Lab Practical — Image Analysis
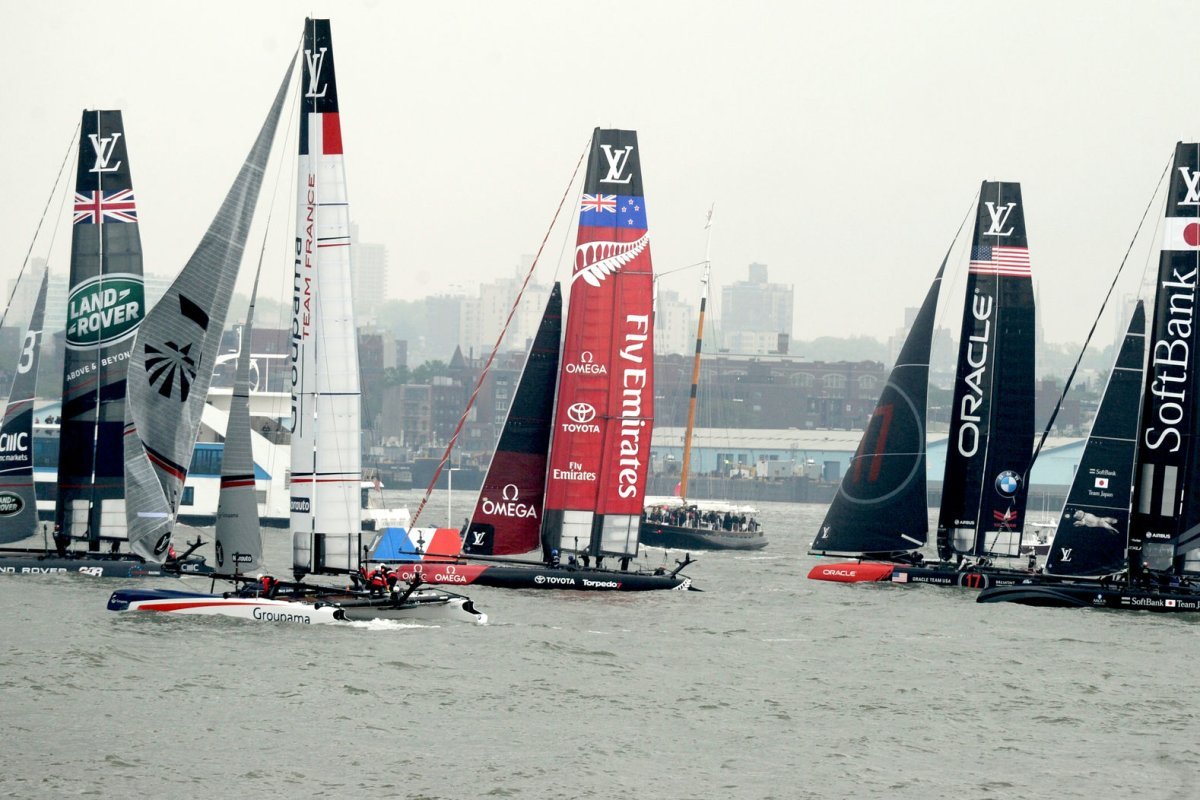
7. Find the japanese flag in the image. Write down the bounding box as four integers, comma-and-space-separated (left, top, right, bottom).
1163, 217, 1200, 250
1095, 477, 1109, 489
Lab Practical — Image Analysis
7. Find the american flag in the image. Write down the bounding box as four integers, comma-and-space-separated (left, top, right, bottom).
580, 194, 617, 214
73, 189, 137, 225
970, 244, 1030, 276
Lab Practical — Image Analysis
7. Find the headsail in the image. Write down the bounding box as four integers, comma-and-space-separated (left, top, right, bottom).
214, 283, 263, 574
291, 18, 362, 575
810, 260, 944, 557
57, 110, 145, 550
1130, 142, 1200, 574
936, 182, 1036, 560
463, 284, 562, 557
0, 270, 49, 543
124, 59, 295, 561
1045, 301, 1145, 577
542, 129, 655, 562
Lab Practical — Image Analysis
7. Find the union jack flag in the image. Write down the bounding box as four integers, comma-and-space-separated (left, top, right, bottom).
73, 189, 137, 225
580, 194, 617, 214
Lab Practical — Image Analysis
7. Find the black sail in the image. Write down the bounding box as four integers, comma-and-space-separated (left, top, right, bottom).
1130, 142, 1200, 574
810, 261, 943, 556
1045, 302, 1145, 576
464, 284, 562, 557
57, 111, 145, 550
937, 182, 1035, 560
0, 271, 49, 543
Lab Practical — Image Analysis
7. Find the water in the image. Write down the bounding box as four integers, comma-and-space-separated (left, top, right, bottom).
2, 498, 1197, 799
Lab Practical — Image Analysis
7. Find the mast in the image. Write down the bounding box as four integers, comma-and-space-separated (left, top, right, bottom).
936, 181, 1035, 561
679, 205, 714, 502
58, 110, 145, 551
1044, 301, 1144, 577
290, 18, 362, 577
542, 129, 655, 563
1129, 142, 1200, 577
124, 58, 294, 562
0, 270, 49, 544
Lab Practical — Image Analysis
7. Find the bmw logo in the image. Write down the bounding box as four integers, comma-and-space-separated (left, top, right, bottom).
995, 471, 1020, 497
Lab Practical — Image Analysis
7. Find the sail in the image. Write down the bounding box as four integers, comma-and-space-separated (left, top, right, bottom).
810, 260, 944, 557
1045, 302, 1145, 577
291, 18, 362, 575
1130, 142, 1200, 574
0, 270, 49, 543
542, 129, 655, 560
57, 110, 145, 549
463, 284, 562, 557
936, 182, 1036, 560
124, 60, 295, 561
214, 286, 263, 574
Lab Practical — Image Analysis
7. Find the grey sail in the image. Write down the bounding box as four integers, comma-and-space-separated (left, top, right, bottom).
214, 278, 263, 574
124, 59, 295, 561
0, 270, 49, 543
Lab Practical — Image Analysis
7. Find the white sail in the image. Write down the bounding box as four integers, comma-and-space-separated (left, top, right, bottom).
214, 279, 263, 574
124, 60, 295, 561
291, 19, 362, 575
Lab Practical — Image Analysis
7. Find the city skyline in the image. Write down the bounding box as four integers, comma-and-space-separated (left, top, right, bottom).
0, 2, 1193, 350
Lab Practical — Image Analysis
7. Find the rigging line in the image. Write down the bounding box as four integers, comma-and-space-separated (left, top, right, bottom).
0, 122, 80, 332
1024, 150, 1172, 477
656, 260, 709, 279
410, 136, 590, 528
933, 191, 982, 337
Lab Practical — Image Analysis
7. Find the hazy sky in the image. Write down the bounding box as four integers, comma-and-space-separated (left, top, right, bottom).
3, 1, 1195, 347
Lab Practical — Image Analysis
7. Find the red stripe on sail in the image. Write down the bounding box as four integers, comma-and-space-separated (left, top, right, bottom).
322, 113, 343, 155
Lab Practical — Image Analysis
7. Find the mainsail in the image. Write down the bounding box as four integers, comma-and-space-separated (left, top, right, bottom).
463, 284, 562, 557
542, 129, 655, 561
1130, 142, 1200, 575
1044, 301, 1145, 577
936, 182, 1036, 560
291, 18, 362, 575
124, 60, 295, 561
810, 260, 944, 557
57, 110, 145, 549
0, 270, 49, 543
214, 282, 263, 574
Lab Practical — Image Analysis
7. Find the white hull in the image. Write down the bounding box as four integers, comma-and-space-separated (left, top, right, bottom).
109, 588, 486, 625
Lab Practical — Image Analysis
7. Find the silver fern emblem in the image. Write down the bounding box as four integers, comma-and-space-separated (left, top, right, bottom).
572, 233, 650, 288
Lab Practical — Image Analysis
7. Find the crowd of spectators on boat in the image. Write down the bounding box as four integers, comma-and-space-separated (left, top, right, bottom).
642, 505, 760, 533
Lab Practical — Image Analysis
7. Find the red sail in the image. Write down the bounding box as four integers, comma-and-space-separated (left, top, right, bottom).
543, 129, 654, 559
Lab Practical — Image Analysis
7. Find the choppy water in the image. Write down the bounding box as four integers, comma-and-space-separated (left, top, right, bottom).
2, 497, 1197, 799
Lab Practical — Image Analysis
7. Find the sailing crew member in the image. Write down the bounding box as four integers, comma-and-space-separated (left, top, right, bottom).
53, 523, 70, 558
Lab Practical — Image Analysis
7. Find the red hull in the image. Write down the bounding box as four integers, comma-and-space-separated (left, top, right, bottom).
807, 561, 895, 583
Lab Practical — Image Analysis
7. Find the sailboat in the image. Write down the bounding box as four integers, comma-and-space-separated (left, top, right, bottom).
809, 181, 1040, 589
379, 129, 694, 591
979, 142, 1200, 612
0, 112, 206, 577
639, 209, 767, 551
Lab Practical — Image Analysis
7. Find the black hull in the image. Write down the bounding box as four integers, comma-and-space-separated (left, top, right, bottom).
889, 563, 1044, 590
639, 521, 766, 551
474, 564, 692, 592
0, 549, 212, 578
978, 582, 1200, 612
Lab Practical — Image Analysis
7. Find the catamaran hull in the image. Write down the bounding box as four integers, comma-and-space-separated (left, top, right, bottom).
394, 562, 692, 591
808, 561, 1038, 589
107, 588, 487, 624
978, 582, 1200, 612
639, 521, 767, 551
0, 552, 212, 578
